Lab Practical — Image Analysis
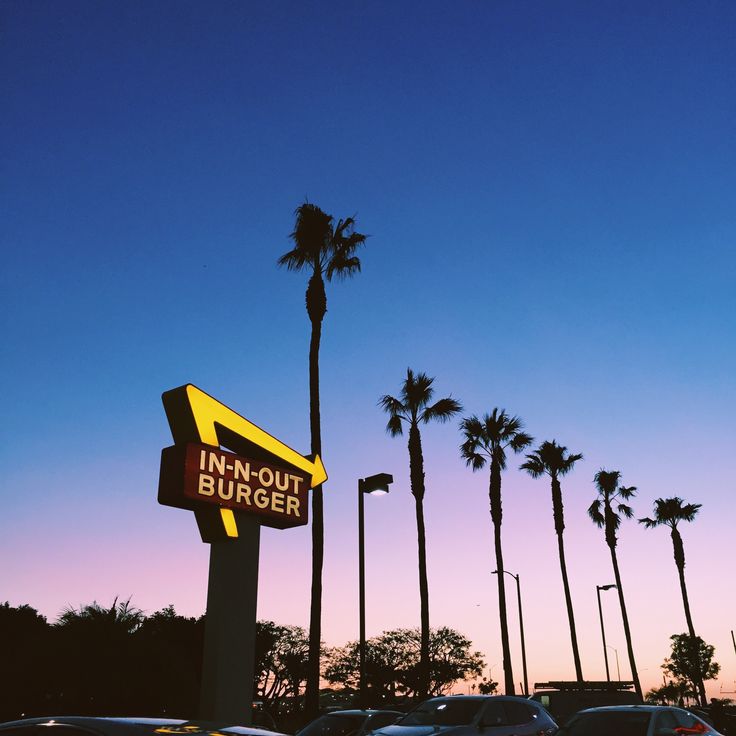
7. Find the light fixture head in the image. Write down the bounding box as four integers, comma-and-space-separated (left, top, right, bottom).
361, 472, 393, 495
599, 584, 617, 591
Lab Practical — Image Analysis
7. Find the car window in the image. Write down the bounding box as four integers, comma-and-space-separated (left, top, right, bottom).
365, 714, 399, 731
479, 702, 508, 727
503, 701, 535, 726
298, 714, 366, 736
673, 711, 709, 733
401, 699, 485, 726
558, 711, 651, 736
655, 711, 680, 730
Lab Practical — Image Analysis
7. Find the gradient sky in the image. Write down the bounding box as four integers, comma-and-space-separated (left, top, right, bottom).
2, 0, 735, 700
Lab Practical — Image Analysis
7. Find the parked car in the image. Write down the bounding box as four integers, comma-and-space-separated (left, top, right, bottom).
370, 695, 557, 736
297, 710, 403, 736
0, 717, 290, 736
555, 705, 724, 735
529, 680, 641, 725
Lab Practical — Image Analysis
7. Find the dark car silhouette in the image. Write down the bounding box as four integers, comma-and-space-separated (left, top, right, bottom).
370, 696, 556, 736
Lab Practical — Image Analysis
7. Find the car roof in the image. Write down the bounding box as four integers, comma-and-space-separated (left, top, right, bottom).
576, 705, 684, 714
319, 711, 402, 716
0, 717, 288, 736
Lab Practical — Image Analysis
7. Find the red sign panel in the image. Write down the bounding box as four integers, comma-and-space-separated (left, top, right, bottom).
158, 442, 309, 529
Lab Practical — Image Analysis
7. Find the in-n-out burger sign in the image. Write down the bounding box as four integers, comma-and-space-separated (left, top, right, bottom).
159, 442, 309, 528
158, 384, 326, 540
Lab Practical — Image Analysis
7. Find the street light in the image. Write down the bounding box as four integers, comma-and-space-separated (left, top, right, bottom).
596, 584, 617, 681
358, 472, 393, 707
492, 569, 528, 696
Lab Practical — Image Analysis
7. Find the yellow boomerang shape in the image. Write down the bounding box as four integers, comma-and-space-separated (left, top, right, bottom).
184, 384, 327, 487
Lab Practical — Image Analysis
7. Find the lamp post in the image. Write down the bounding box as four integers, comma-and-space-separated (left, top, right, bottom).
606, 645, 621, 681
493, 569, 528, 696
358, 472, 393, 707
596, 584, 617, 681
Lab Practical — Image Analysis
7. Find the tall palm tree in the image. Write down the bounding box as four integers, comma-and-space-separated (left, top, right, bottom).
639, 497, 706, 705
459, 409, 533, 695
379, 369, 462, 699
278, 202, 366, 715
521, 440, 584, 681
588, 470, 642, 699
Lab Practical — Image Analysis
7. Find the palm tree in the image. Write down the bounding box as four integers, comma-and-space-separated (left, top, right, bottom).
379, 368, 462, 698
459, 409, 533, 695
521, 440, 584, 681
588, 470, 642, 699
639, 497, 706, 704
278, 202, 366, 714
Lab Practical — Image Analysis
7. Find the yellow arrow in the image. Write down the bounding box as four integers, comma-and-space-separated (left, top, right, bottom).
183, 384, 327, 487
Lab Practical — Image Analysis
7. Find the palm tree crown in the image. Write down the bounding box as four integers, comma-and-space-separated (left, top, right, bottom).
521, 440, 583, 480
380, 369, 462, 444
459, 409, 534, 473
278, 203, 365, 322
639, 497, 701, 531
588, 469, 637, 548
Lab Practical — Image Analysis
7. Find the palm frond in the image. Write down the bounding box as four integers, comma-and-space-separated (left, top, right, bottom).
277, 246, 311, 272
386, 413, 404, 437
509, 431, 534, 453
588, 499, 605, 527
378, 394, 406, 416
402, 368, 435, 411
326, 253, 362, 281
421, 397, 462, 424
639, 515, 659, 528
618, 485, 637, 500
559, 451, 583, 476
500, 414, 524, 441
520, 452, 546, 478
460, 445, 486, 471
618, 503, 634, 518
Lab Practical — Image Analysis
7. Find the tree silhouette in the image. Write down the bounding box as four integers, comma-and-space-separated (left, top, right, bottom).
379, 368, 461, 698
521, 440, 584, 681
278, 202, 366, 715
662, 633, 720, 704
0, 603, 51, 721
639, 496, 706, 704
588, 470, 642, 699
55, 597, 144, 714
460, 408, 533, 695
325, 627, 484, 701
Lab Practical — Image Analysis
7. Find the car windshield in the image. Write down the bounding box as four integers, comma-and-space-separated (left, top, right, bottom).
558, 711, 651, 736
298, 714, 367, 736
399, 699, 485, 727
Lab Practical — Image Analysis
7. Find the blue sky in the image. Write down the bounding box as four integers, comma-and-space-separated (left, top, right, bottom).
2, 0, 735, 695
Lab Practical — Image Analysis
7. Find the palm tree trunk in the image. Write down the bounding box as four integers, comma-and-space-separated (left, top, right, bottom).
490, 460, 515, 695
551, 478, 583, 682
408, 423, 430, 700
557, 532, 583, 681
672, 528, 707, 705
608, 543, 642, 699
305, 275, 325, 717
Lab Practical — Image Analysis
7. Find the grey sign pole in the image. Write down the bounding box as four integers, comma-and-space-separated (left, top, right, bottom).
199, 514, 260, 723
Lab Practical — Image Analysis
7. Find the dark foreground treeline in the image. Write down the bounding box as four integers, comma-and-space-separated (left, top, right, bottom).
1, 601, 204, 722
0, 600, 485, 727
